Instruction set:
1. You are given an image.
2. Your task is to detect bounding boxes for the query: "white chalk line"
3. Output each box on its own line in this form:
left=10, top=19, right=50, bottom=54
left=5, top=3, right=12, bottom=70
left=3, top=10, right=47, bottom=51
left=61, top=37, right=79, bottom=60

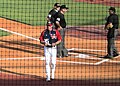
left=0, top=27, right=120, bottom=65
left=0, top=57, right=43, bottom=60
left=68, top=48, right=120, bottom=65
left=95, top=59, right=109, bottom=65
left=0, top=56, right=97, bottom=65
left=75, top=55, right=103, bottom=60
left=1, top=56, right=120, bottom=66
left=0, top=28, right=40, bottom=41
left=68, top=48, right=106, bottom=52
left=108, top=60, right=120, bottom=63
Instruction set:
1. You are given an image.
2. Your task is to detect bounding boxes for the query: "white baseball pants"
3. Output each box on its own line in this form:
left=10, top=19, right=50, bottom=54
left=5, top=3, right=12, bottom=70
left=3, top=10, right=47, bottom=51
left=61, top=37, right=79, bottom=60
left=44, top=46, right=57, bottom=80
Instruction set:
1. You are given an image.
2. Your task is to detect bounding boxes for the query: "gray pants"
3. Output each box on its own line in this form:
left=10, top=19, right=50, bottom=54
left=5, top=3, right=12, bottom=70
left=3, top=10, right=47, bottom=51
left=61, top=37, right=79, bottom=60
left=107, top=29, right=119, bottom=57
left=57, top=28, right=68, bottom=57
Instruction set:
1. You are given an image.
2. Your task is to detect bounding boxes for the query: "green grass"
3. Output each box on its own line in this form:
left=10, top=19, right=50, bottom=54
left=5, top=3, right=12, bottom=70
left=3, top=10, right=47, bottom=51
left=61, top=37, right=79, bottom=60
left=0, top=0, right=120, bottom=36
left=0, top=30, right=11, bottom=36
left=0, top=0, right=120, bottom=26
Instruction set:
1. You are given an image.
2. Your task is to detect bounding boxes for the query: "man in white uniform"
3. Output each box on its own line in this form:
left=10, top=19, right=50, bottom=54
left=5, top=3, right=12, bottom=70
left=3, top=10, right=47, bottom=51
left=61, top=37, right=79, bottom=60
left=39, top=22, right=61, bottom=81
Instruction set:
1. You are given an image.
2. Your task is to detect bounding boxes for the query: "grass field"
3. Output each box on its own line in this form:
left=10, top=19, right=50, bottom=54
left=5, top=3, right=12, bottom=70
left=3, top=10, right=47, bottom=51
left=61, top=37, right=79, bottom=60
left=0, top=30, right=11, bottom=36
left=0, top=0, right=120, bottom=36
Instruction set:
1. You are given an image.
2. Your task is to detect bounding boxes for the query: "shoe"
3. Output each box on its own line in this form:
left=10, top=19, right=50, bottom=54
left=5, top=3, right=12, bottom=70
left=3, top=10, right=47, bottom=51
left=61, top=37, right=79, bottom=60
left=113, top=54, right=119, bottom=57
left=103, top=55, right=113, bottom=59
left=46, top=75, right=51, bottom=82
left=46, top=78, right=51, bottom=82
left=51, top=79, right=54, bottom=81
left=65, top=54, right=69, bottom=57
left=57, top=56, right=62, bottom=58
left=51, top=77, right=54, bottom=80
left=51, top=75, right=54, bottom=80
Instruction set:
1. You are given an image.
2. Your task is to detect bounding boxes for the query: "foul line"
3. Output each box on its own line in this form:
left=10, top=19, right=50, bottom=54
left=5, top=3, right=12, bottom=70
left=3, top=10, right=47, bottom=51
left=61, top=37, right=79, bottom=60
left=0, top=57, right=43, bottom=60
left=0, top=28, right=40, bottom=41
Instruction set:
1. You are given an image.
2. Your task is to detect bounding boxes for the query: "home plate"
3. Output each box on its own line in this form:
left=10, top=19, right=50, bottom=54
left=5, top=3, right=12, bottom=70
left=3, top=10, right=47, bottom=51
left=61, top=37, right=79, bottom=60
left=77, top=54, right=90, bottom=58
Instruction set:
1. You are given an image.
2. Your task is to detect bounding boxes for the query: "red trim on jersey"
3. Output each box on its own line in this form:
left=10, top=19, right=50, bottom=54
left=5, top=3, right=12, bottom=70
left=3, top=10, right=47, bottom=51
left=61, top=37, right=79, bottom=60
left=39, top=29, right=62, bottom=41
left=39, top=30, right=45, bottom=41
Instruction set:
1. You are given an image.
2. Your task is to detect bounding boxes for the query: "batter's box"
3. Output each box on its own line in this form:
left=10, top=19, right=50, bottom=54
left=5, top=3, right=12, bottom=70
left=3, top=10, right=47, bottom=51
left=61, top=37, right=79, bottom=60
left=67, top=48, right=117, bottom=65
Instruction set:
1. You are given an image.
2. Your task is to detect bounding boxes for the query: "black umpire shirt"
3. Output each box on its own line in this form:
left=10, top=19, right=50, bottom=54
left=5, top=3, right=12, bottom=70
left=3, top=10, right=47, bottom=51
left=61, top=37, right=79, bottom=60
left=107, top=14, right=119, bottom=29
left=48, top=9, right=58, bottom=23
left=106, top=14, right=119, bottom=38
left=55, top=11, right=66, bottom=28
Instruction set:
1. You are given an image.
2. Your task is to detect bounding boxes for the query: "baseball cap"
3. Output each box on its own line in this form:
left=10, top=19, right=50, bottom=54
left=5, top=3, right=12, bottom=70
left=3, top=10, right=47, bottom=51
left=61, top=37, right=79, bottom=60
left=60, top=5, right=69, bottom=9
left=54, top=3, right=60, bottom=7
left=109, top=7, right=116, bottom=12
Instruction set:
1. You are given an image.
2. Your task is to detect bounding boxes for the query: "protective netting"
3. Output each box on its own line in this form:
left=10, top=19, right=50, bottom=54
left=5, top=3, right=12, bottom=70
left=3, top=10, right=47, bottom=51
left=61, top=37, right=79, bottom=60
left=0, top=0, right=120, bottom=86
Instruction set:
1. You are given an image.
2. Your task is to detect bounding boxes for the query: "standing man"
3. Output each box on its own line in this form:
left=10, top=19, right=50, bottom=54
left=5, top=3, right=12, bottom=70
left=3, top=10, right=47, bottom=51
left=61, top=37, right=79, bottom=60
left=55, top=5, right=69, bottom=58
left=39, top=22, right=61, bottom=81
left=104, top=7, right=119, bottom=59
left=47, top=3, right=60, bottom=24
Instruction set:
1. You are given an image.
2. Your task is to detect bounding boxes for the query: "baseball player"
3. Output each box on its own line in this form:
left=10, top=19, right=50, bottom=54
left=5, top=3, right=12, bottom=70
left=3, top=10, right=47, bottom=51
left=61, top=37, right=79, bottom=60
left=47, top=3, right=60, bottom=24
left=103, top=7, right=119, bottom=59
left=55, top=5, right=69, bottom=58
left=39, top=22, right=61, bottom=81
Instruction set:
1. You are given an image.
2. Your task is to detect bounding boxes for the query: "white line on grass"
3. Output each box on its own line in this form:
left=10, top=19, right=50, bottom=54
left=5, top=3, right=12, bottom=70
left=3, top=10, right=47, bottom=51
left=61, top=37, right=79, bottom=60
left=0, top=28, right=40, bottom=41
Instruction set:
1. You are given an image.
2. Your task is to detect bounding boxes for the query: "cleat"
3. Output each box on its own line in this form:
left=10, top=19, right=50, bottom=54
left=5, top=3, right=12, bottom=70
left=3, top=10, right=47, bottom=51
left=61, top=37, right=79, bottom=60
left=113, top=54, right=119, bottom=57
left=102, top=55, right=114, bottom=59
left=46, top=79, right=51, bottom=82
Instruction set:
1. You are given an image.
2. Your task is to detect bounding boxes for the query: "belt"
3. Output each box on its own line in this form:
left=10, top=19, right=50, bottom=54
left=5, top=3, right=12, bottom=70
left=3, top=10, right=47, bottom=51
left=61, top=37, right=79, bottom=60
left=46, top=45, right=56, bottom=48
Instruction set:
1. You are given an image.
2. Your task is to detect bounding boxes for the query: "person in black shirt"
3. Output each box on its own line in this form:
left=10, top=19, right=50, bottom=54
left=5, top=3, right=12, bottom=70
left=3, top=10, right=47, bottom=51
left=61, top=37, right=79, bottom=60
left=47, top=3, right=60, bottom=24
left=55, top=5, right=69, bottom=58
left=104, top=7, right=119, bottom=59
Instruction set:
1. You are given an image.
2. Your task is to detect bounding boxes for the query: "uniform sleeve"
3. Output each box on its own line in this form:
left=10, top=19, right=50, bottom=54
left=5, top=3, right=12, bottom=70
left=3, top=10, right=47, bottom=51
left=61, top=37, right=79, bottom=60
left=56, top=14, right=61, bottom=22
left=47, top=10, right=53, bottom=19
left=56, top=17, right=60, bottom=22
left=39, top=31, right=44, bottom=41
left=56, top=30, right=62, bottom=41
left=48, top=14, right=52, bottom=18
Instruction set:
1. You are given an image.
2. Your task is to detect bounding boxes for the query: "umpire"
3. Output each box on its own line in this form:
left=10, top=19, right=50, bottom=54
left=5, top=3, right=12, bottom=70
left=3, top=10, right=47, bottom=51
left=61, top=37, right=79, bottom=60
left=55, top=5, right=69, bottom=58
left=104, top=7, right=119, bottom=59
left=47, top=3, right=60, bottom=24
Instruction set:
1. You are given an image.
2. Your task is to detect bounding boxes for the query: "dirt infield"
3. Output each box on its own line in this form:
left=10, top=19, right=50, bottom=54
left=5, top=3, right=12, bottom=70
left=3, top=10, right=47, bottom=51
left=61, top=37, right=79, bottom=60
left=0, top=17, right=120, bottom=86
left=74, top=0, right=120, bottom=7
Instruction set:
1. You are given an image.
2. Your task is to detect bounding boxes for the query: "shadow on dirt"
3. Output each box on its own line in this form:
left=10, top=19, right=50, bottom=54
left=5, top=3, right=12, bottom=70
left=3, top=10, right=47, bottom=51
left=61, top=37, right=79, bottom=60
left=0, top=39, right=43, bottom=55
left=66, top=26, right=120, bottom=40
left=0, top=65, right=120, bottom=86
left=0, top=73, right=120, bottom=86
